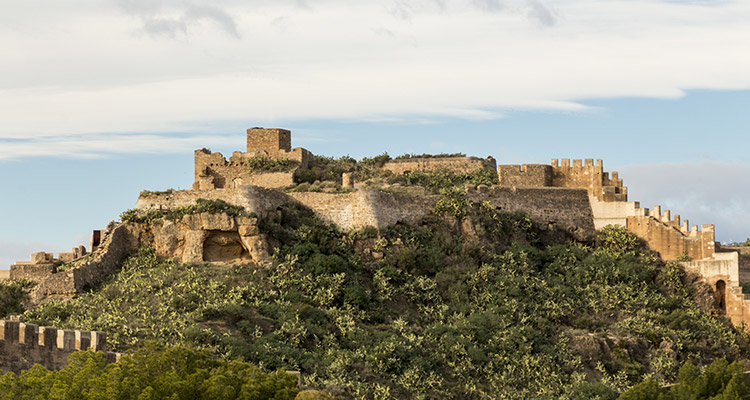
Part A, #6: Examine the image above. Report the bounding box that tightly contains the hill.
[5,197,748,399]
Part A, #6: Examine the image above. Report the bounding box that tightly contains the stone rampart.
[466,185,596,240]
[384,156,497,175]
[0,320,120,374]
[497,164,552,187]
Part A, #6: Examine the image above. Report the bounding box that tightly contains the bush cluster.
[0,343,299,400]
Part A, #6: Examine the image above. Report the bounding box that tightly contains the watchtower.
[246,128,292,157]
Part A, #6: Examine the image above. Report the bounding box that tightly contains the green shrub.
[0,343,299,400]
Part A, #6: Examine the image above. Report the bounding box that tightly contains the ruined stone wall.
[384,156,497,176]
[466,186,596,240]
[30,223,134,302]
[193,128,312,190]
[0,320,119,374]
[497,164,552,187]
[194,150,251,190]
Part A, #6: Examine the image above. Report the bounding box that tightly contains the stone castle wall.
[466,185,596,240]
[0,320,120,374]
[625,204,716,262]
[384,156,497,175]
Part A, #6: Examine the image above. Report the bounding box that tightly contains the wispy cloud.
[0,133,241,160]
[116,0,240,38]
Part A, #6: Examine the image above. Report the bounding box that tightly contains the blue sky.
[1,0,749,268]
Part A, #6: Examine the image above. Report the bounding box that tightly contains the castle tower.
[246,128,292,158]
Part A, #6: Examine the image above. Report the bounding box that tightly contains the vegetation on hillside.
[0,343,299,400]
[16,197,749,399]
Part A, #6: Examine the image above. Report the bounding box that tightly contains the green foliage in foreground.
[120,198,253,224]
[23,206,750,399]
[618,358,750,400]
[0,343,299,400]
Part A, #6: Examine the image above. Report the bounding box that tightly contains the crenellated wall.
[0,320,120,374]
[384,156,497,176]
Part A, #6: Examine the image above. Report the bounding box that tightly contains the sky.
[1,0,749,268]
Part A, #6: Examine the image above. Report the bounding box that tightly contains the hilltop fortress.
[6,127,750,371]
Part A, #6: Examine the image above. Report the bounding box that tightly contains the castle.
[5,127,750,372]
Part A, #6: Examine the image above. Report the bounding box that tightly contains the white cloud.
[0,133,242,160]
[618,161,750,244]
[0,0,749,141]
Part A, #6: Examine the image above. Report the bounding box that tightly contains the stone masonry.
[0,320,120,374]
[193,128,312,190]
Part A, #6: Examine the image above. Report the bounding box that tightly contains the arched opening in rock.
[716,280,726,314]
[203,230,251,262]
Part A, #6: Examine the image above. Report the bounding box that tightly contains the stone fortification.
[465,185,596,240]
[498,159,627,202]
[10,246,89,284]
[0,320,120,374]
[384,156,497,175]
[193,128,312,190]
[27,222,133,303]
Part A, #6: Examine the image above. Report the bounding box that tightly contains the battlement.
[0,320,121,374]
[497,158,627,202]
[626,203,716,261]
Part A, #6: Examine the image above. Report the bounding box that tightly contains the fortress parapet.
[0,320,121,374]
